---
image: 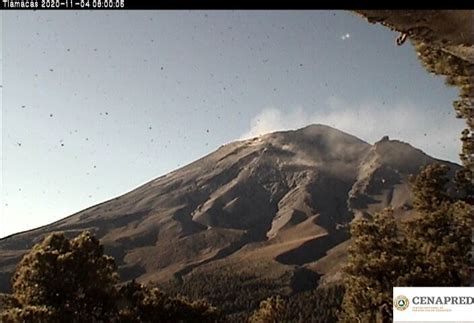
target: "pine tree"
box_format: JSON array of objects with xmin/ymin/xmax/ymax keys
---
[
  {"xmin": 339, "ymin": 209, "xmax": 406, "ymax": 323},
  {"xmin": 409, "ymin": 163, "xmax": 450, "ymax": 212},
  {"xmin": 10, "ymin": 231, "xmax": 120, "ymax": 322},
  {"xmin": 248, "ymin": 295, "xmax": 286, "ymax": 323},
  {"xmin": 1, "ymin": 231, "xmax": 220, "ymax": 322},
  {"xmin": 116, "ymin": 280, "xmax": 219, "ymax": 322},
  {"xmin": 404, "ymin": 164, "xmax": 472, "ymax": 286},
  {"xmin": 340, "ymin": 164, "xmax": 473, "ymax": 322}
]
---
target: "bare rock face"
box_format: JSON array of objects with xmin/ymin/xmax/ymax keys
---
[{"xmin": 0, "ymin": 125, "xmax": 459, "ymax": 293}]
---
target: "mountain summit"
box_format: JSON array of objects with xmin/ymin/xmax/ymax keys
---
[{"xmin": 0, "ymin": 124, "xmax": 458, "ymax": 295}]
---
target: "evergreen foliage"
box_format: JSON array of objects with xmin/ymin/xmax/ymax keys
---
[
  {"xmin": 0, "ymin": 231, "xmax": 219, "ymax": 323},
  {"xmin": 248, "ymin": 295, "xmax": 286, "ymax": 323},
  {"xmin": 340, "ymin": 164, "xmax": 472, "ymax": 322}
]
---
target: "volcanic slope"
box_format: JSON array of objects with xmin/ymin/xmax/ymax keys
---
[{"xmin": 0, "ymin": 124, "xmax": 459, "ymax": 293}]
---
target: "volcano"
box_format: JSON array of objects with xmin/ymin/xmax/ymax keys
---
[{"xmin": 0, "ymin": 124, "xmax": 459, "ymax": 297}]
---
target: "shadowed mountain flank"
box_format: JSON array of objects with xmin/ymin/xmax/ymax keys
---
[{"xmin": 0, "ymin": 124, "xmax": 460, "ymax": 293}]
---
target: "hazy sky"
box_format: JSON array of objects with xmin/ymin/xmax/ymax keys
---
[{"xmin": 1, "ymin": 10, "xmax": 464, "ymax": 237}]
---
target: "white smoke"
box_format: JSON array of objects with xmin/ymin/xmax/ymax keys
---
[{"xmin": 239, "ymin": 96, "xmax": 464, "ymax": 163}]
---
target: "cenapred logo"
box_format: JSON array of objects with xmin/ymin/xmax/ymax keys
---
[
  {"xmin": 394, "ymin": 295, "xmax": 410, "ymax": 311},
  {"xmin": 393, "ymin": 287, "xmax": 474, "ymax": 322}
]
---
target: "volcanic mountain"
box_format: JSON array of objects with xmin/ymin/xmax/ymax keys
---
[{"xmin": 0, "ymin": 124, "xmax": 459, "ymax": 296}]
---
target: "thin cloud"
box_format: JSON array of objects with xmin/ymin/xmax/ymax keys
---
[{"xmin": 239, "ymin": 97, "xmax": 464, "ymax": 163}]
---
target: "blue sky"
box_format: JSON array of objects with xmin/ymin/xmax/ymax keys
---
[{"xmin": 1, "ymin": 10, "xmax": 463, "ymax": 237}]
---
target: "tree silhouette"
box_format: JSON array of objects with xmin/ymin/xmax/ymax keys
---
[{"xmin": 0, "ymin": 231, "xmax": 219, "ymax": 322}]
